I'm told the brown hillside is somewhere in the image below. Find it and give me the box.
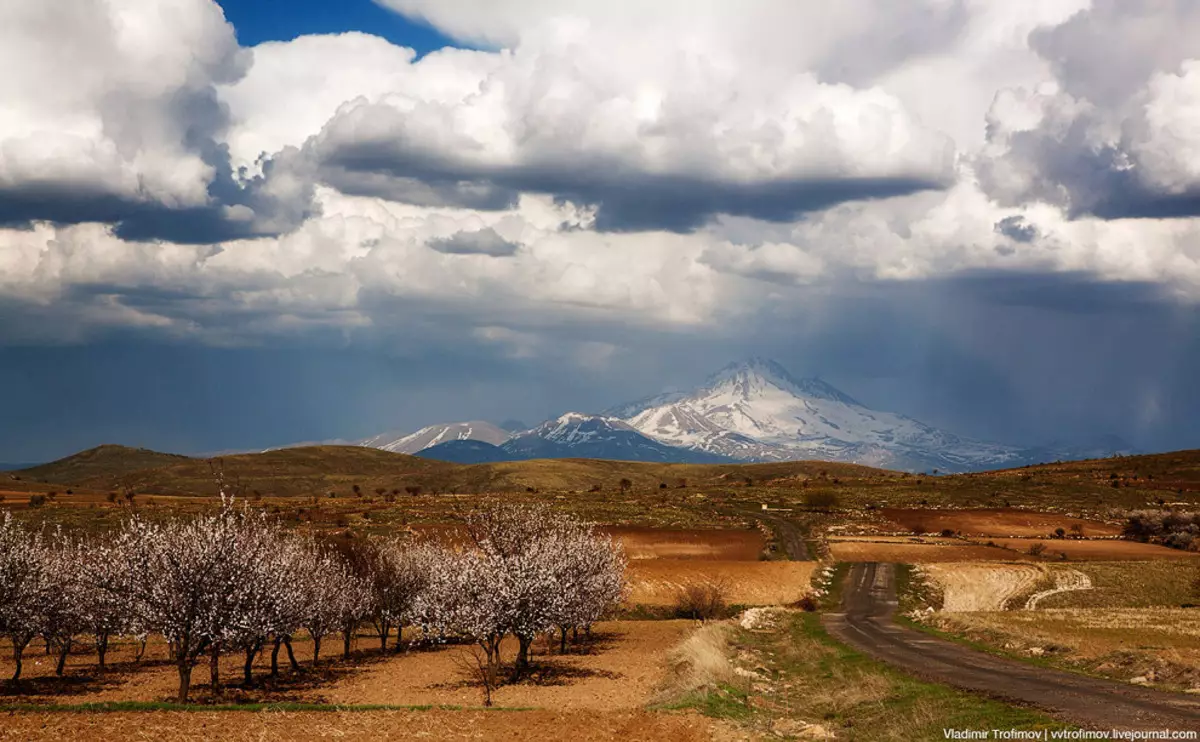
[15,445,192,486]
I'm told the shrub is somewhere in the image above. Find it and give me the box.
[673,581,729,620]
[1028,542,1047,557]
[794,595,818,612]
[804,491,839,511]
[28,494,46,508]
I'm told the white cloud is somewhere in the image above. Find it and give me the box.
[4,0,1200,356]
[0,0,245,212]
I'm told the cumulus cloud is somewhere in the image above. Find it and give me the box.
[977,0,1200,219]
[4,0,1200,380]
[0,0,316,242]
[284,26,954,231]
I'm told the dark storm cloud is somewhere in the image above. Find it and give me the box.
[319,136,946,232]
[8,271,1199,463]
[994,215,1038,243]
[428,227,520,256]
[977,124,1200,220]
[0,144,317,245]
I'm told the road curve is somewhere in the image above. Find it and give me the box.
[823,562,1200,731]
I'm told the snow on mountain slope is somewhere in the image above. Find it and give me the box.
[361,420,511,455]
[624,358,1025,471]
[503,412,731,463]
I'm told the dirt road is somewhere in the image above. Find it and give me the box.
[823,562,1200,731]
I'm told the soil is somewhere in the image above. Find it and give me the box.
[827,539,1032,563]
[625,560,816,606]
[880,508,1122,538]
[0,621,689,711]
[989,537,1200,560]
[602,527,765,561]
[0,709,713,741]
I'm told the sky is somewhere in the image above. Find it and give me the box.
[3,0,1200,461]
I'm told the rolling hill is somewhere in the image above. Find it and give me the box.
[10,443,1200,516]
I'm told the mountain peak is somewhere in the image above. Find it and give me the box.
[705,358,860,406]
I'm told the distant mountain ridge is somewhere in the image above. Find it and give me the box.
[357,358,1135,471]
[363,421,510,454]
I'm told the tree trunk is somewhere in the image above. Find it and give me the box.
[377,622,390,652]
[243,644,258,686]
[11,638,28,682]
[177,661,193,703]
[209,644,221,693]
[55,637,72,676]
[96,633,109,669]
[136,636,148,662]
[342,626,353,659]
[513,634,533,680]
[312,635,322,665]
[270,637,282,677]
[283,635,300,671]
[560,626,568,653]
[481,635,501,690]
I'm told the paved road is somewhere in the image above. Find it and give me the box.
[823,562,1200,731]
[750,509,810,561]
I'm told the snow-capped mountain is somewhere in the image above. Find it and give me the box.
[361,420,510,454]
[501,413,731,463]
[620,358,1031,472]
[357,359,1132,471]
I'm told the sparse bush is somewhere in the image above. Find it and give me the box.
[804,491,840,511]
[1028,542,1047,557]
[1123,510,1200,551]
[673,581,729,620]
[794,595,818,612]
[940,528,956,538]
[28,494,46,508]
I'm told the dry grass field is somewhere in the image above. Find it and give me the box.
[985,537,1200,560]
[625,560,817,606]
[880,508,1122,538]
[909,559,1200,691]
[604,527,766,561]
[828,538,1034,563]
[929,608,1200,691]
[920,563,1046,611]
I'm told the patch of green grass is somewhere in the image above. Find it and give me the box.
[0,701,532,713]
[660,683,755,721]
